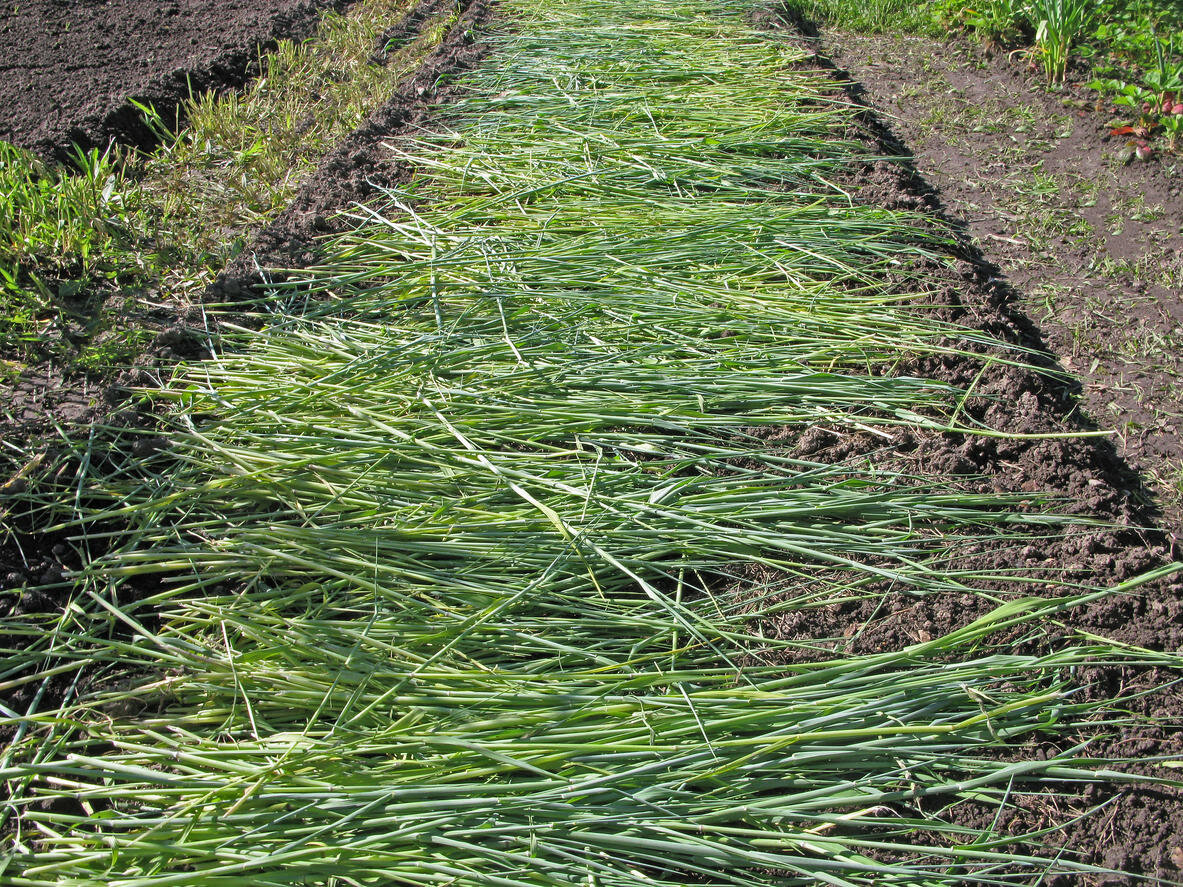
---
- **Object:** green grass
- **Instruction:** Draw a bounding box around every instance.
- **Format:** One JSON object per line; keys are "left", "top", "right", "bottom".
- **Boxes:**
{"left": 780, "top": 0, "right": 942, "bottom": 34}
{"left": 0, "top": 143, "right": 150, "bottom": 354}
{"left": 138, "top": 0, "right": 455, "bottom": 273}
{"left": 3, "top": 0, "right": 1181, "bottom": 883}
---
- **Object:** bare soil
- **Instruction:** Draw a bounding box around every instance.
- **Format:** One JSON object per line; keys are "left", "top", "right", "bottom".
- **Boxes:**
{"left": 758, "top": 13, "right": 1183, "bottom": 881}
{"left": 0, "top": 0, "right": 355, "bottom": 162}
{"left": 816, "top": 27, "right": 1183, "bottom": 541}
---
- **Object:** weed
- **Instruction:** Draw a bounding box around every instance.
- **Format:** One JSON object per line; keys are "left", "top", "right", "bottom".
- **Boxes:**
{"left": 1029, "top": 0, "right": 1096, "bottom": 82}
{"left": 76, "top": 328, "right": 157, "bottom": 372}
{"left": 1033, "top": 281, "right": 1070, "bottom": 318}
{"left": 0, "top": 142, "right": 151, "bottom": 355}
{"left": 963, "top": 0, "right": 1026, "bottom": 43}
{"left": 780, "top": 0, "right": 941, "bottom": 34}
{"left": 1144, "top": 457, "right": 1183, "bottom": 530}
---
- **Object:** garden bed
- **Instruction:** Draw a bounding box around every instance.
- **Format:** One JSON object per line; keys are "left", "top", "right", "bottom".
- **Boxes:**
{"left": 814, "top": 27, "right": 1183, "bottom": 541}
{"left": 0, "top": 0, "right": 353, "bottom": 160}
{"left": 0, "top": 0, "right": 480, "bottom": 454}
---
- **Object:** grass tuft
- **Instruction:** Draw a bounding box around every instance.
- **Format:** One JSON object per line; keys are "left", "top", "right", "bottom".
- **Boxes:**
{"left": 0, "top": 143, "right": 148, "bottom": 353}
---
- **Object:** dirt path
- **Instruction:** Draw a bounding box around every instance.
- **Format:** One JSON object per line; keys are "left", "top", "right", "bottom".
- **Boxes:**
{"left": 814, "top": 29, "right": 1183, "bottom": 541}
{"left": 0, "top": 0, "right": 350, "bottom": 159}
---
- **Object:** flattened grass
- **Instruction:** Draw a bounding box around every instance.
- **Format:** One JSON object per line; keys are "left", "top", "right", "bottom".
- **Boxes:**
{"left": 3, "top": 0, "right": 1181, "bottom": 884}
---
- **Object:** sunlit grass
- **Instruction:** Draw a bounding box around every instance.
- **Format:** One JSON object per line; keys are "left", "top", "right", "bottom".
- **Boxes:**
{"left": 3, "top": 0, "right": 1181, "bottom": 884}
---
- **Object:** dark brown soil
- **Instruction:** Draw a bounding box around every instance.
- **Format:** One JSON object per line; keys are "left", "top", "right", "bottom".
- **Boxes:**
{"left": 814, "top": 27, "right": 1183, "bottom": 542}
{"left": 0, "top": 0, "right": 351, "bottom": 161}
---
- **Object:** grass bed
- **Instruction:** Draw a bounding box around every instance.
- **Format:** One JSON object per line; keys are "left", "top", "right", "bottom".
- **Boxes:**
{"left": 3, "top": 0, "right": 1181, "bottom": 883}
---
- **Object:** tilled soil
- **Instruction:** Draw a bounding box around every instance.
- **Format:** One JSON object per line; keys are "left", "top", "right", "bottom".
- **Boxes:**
{"left": 758, "top": 12, "right": 1183, "bottom": 881}
{"left": 0, "top": 0, "right": 351, "bottom": 160}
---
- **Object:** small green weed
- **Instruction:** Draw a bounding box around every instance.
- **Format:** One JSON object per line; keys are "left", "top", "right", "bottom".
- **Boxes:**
{"left": 0, "top": 142, "right": 150, "bottom": 354}
{"left": 956, "top": 0, "right": 1027, "bottom": 44}
{"left": 76, "top": 328, "right": 157, "bottom": 372}
{"left": 779, "top": 0, "right": 942, "bottom": 34}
